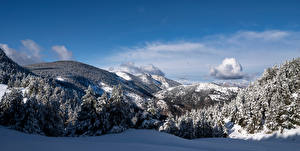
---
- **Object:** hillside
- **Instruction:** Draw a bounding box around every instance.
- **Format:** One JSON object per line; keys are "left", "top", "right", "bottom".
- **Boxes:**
{"left": 111, "top": 70, "right": 181, "bottom": 92}
{"left": 0, "top": 48, "right": 32, "bottom": 85}
{"left": 153, "top": 83, "right": 239, "bottom": 116}
{"left": 26, "top": 61, "right": 155, "bottom": 97}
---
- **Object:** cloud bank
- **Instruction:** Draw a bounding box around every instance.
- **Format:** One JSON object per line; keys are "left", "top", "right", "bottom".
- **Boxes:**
{"left": 52, "top": 45, "right": 73, "bottom": 60}
{"left": 0, "top": 40, "right": 73, "bottom": 65}
{"left": 106, "top": 30, "right": 300, "bottom": 81}
{"left": 21, "top": 39, "right": 42, "bottom": 59}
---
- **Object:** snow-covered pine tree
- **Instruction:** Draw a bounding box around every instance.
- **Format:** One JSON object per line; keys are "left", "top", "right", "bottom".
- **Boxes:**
{"left": 106, "top": 84, "right": 131, "bottom": 133}
{"left": 0, "top": 89, "right": 24, "bottom": 127}
{"left": 76, "top": 85, "right": 102, "bottom": 135}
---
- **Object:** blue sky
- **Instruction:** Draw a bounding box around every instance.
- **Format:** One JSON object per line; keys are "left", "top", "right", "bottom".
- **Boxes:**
{"left": 1, "top": 0, "right": 300, "bottom": 82}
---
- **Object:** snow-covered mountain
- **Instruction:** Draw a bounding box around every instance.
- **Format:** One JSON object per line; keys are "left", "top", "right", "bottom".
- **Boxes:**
{"left": 26, "top": 61, "right": 155, "bottom": 98}
{"left": 111, "top": 70, "right": 181, "bottom": 90}
{"left": 25, "top": 61, "right": 182, "bottom": 110}
{"left": 153, "top": 83, "right": 240, "bottom": 116}
{"left": 25, "top": 61, "right": 181, "bottom": 107}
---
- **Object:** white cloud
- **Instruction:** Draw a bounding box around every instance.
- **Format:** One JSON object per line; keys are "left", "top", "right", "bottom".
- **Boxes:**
{"left": 0, "top": 39, "right": 42, "bottom": 65}
{"left": 52, "top": 45, "right": 72, "bottom": 60}
{"left": 210, "top": 58, "right": 245, "bottom": 80}
{"left": 21, "top": 39, "right": 41, "bottom": 58}
{"left": 105, "top": 30, "right": 300, "bottom": 82}
{"left": 144, "top": 42, "right": 205, "bottom": 52}
{"left": 140, "top": 64, "right": 165, "bottom": 76}
{"left": 112, "top": 41, "right": 217, "bottom": 63}
{"left": 232, "top": 30, "right": 289, "bottom": 41}
{"left": 111, "top": 62, "right": 165, "bottom": 76}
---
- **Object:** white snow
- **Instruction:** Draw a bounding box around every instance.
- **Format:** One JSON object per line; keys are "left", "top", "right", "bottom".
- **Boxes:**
{"left": 0, "top": 86, "right": 30, "bottom": 102}
{"left": 138, "top": 74, "right": 172, "bottom": 90}
{"left": 99, "top": 82, "right": 113, "bottom": 93}
{"left": 125, "top": 92, "right": 146, "bottom": 108}
{"left": 19, "top": 87, "right": 29, "bottom": 95}
{"left": 209, "top": 94, "right": 223, "bottom": 101}
{"left": 152, "top": 75, "right": 170, "bottom": 89}
{"left": 115, "top": 71, "right": 132, "bottom": 81}
{"left": 195, "top": 83, "right": 239, "bottom": 93}
{"left": 292, "top": 93, "right": 298, "bottom": 99}
{"left": 111, "top": 69, "right": 173, "bottom": 90}
{"left": 0, "top": 84, "right": 8, "bottom": 101}
{"left": 229, "top": 124, "right": 300, "bottom": 140}
{"left": 194, "top": 83, "right": 240, "bottom": 101}
{"left": 213, "top": 80, "right": 249, "bottom": 88}
{"left": 23, "top": 98, "right": 28, "bottom": 104}
{"left": 156, "top": 100, "right": 168, "bottom": 110}
{"left": 225, "top": 118, "right": 300, "bottom": 141}
{"left": 0, "top": 126, "right": 299, "bottom": 151}
{"left": 56, "top": 76, "right": 65, "bottom": 81}
{"left": 155, "top": 82, "right": 239, "bottom": 101}
{"left": 138, "top": 74, "right": 151, "bottom": 84}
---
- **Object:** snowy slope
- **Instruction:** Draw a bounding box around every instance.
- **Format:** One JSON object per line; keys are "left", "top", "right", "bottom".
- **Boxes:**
{"left": 115, "top": 71, "right": 132, "bottom": 81}
{"left": 0, "top": 84, "right": 8, "bottom": 101}
{"left": 110, "top": 69, "right": 181, "bottom": 90}
{"left": 0, "top": 126, "right": 299, "bottom": 151}
{"left": 153, "top": 83, "right": 240, "bottom": 116}
{"left": 155, "top": 82, "right": 239, "bottom": 102}
{"left": 25, "top": 61, "right": 155, "bottom": 98}
{"left": 195, "top": 83, "right": 239, "bottom": 101}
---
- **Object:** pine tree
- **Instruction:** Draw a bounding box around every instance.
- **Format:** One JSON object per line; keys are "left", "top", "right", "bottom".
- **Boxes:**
{"left": 0, "top": 89, "right": 24, "bottom": 127}
{"left": 76, "top": 85, "right": 100, "bottom": 135}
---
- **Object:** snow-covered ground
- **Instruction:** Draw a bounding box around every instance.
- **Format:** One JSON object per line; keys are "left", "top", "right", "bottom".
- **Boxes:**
{"left": 0, "top": 84, "right": 8, "bottom": 101}
{"left": 99, "top": 82, "right": 113, "bottom": 93}
{"left": 125, "top": 92, "right": 148, "bottom": 108}
{"left": 0, "top": 126, "right": 299, "bottom": 151}
{"left": 229, "top": 124, "right": 300, "bottom": 141}
{"left": 224, "top": 118, "right": 300, "bottom": 141}
{"left": 56, "top": 76, "right": 65, "bottom": 81}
